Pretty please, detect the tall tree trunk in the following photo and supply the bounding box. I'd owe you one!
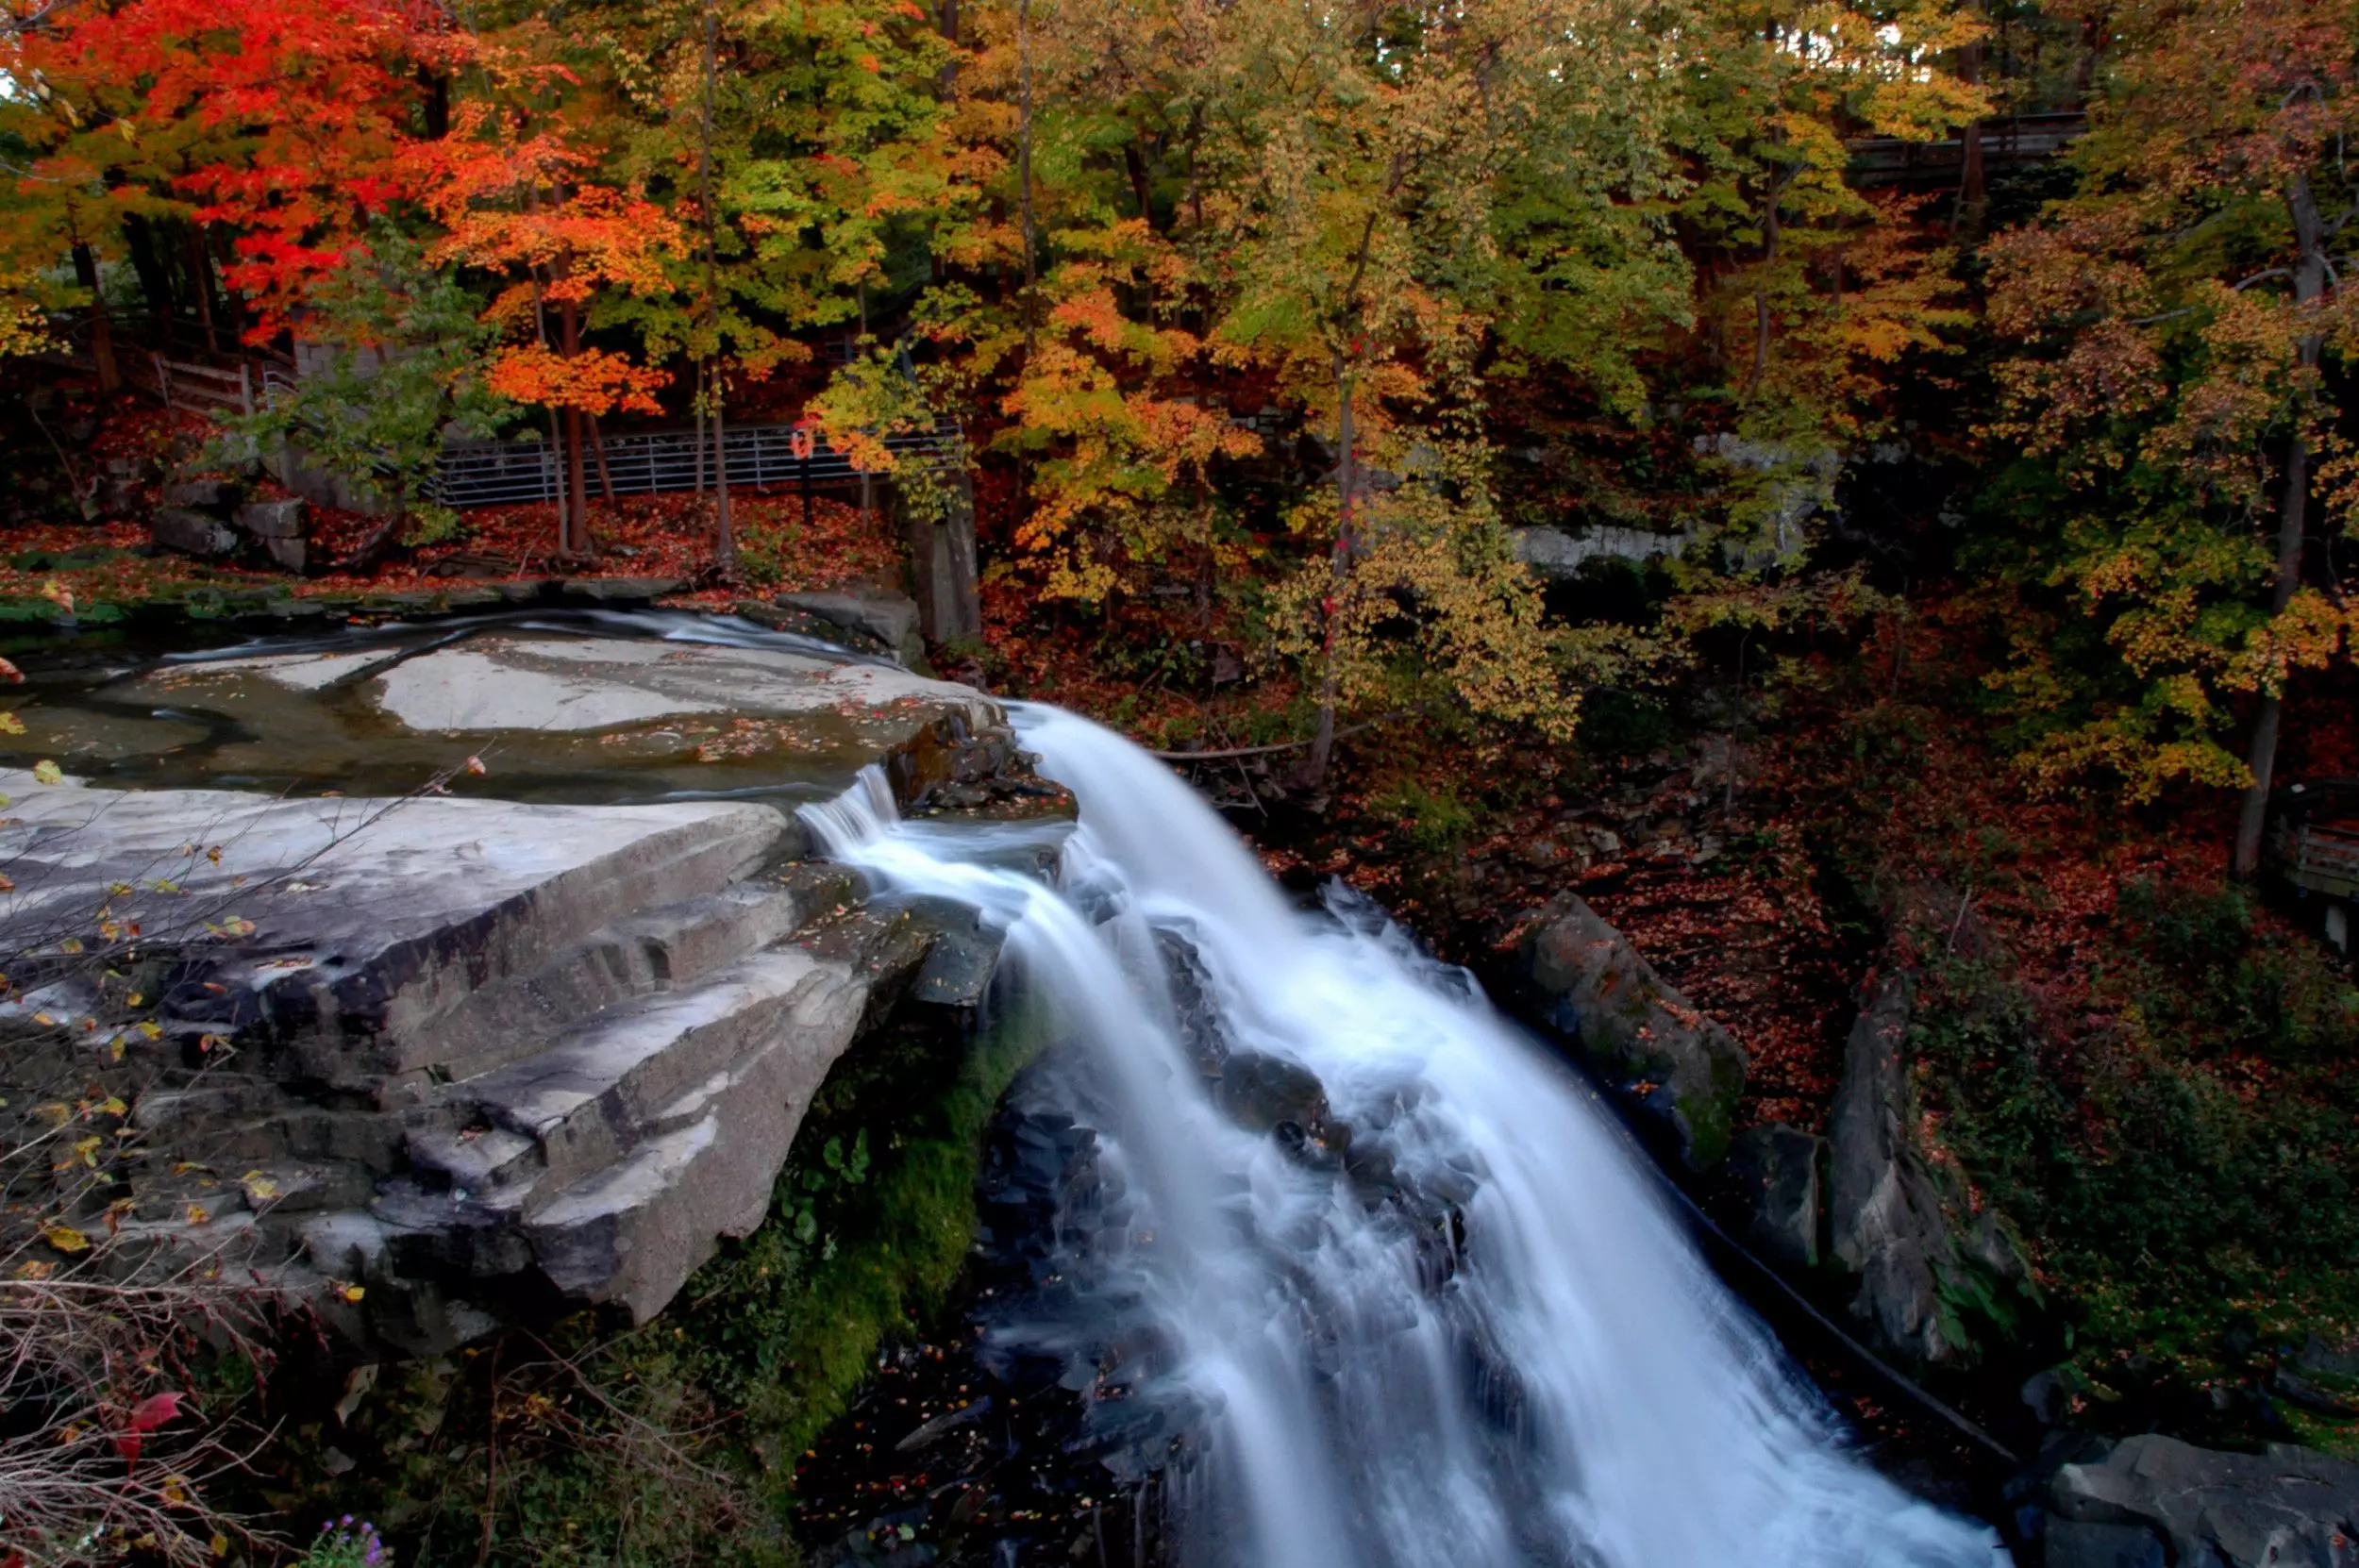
[1955,38,1985,228]
[1125,144,1154,226]
[2232,169,2329,880]
[186,226,220,355]
[1746,163,1786,398]
[711,385,732,566]
[209,227,247,344]
[1017,0,1037,306]
[936,0,960,93]
[1300,351,1356,790]
[70,242,120,393]
[588,414,616,501]
[546,406,570,548]
[418,67,451,139]
[694,359,709,496]
[122,215,176,329]
[702,0,734,572]
[559,296,591,556]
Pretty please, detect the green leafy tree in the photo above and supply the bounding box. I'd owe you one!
[229,230,512,565]
[1191,0,1691,780]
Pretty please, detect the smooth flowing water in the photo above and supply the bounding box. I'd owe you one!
[804,706,2008,1568]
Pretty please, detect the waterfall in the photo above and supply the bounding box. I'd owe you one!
[803,706,2008,1568]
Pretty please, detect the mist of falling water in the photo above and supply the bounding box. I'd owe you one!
[801,706,2008,1568]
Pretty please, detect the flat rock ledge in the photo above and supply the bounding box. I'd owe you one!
[0,681,1060,1356]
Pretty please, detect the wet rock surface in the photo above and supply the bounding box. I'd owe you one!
[1727,1121,1824,1269]
[1829,971,1967,1364]
[795,914,1485,1567]
[776,589,927,666]
[795,1076,1178,1568]
[1829,958,2036,1371]
[2043,1434,2359,1568]
[0,622,1008,809]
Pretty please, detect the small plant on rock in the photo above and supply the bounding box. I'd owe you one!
[295,1516,390,1567]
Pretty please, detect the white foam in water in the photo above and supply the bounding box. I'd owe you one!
[802,705,2010,1568]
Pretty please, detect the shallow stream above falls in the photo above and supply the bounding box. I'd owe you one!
[795,707,2011,1568]
[0,608,979,809]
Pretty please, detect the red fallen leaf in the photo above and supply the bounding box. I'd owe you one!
[114,1390,189,1465]
[131,1392,187,1430]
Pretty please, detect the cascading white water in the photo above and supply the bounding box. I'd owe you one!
[803,706,2009,1568]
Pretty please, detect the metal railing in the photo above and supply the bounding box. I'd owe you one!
[427,419,964,509]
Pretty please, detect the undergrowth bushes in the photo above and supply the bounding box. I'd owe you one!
[1911,879,2359,1379]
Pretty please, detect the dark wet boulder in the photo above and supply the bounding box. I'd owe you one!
[778,590,925,666]
[1156,927,1235,1074]
[151,507,241,559]
[1512,893,1747,1169]
[2049,1434,2359,1568]
[1214,1049,1330,1139]
[2042,1520,2165,1568]
[1727,1123,1823,1269]
[234,497,306,538]
[160,475,235,509]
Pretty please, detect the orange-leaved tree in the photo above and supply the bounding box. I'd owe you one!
[406,98,685,557]
[1983,0,2357,871]
[0,0,442,385]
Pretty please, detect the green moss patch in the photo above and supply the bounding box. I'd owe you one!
[243,991,1048,1566]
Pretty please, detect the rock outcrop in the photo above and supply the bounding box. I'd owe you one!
[149,474,311,571]
[1513,893,1747,1169]
[1829,968,2035,1367]
[776,589,927,667]
[1727,1122,1823,1269]
[0,634,1066,1356]
[2047,1434,2359,1568]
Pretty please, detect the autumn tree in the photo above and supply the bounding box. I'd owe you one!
[1665,0,1984,563]
[406,100,683,557]
[1983,0,2356,871]
[902,0,1247,608]
[228,225,511,566]
[0,0,449,371]
[1187,0,1691,781]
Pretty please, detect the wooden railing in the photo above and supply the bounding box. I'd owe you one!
[148,353,256,416]
[2276,821,2359,902]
